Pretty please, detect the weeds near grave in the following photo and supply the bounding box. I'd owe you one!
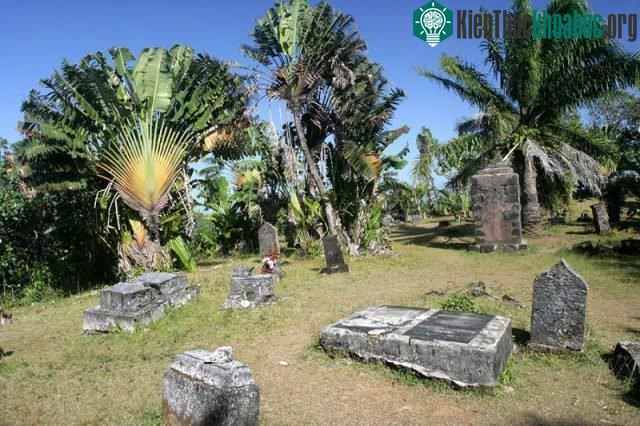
[439,294,480,314]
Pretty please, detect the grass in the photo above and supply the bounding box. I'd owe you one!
[1,216,639,424]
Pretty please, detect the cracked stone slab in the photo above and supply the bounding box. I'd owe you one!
[162,347,259,425]
[320,305,513,387]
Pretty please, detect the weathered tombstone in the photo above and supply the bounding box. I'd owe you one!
[258,222,279,257]
[610,341,640,392]
[220,266,276,309]
[471,164,526,252]
[321,235,349,274]
[590,202,611,234]
[320,305,513,387]
[162,347,260,425]
[530,260,588,351]
[83,272,199,333]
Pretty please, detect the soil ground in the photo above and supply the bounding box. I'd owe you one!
[1,214,639,425]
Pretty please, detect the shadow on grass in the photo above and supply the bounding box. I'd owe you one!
[390,222,474,251]
[0,348,13,359]
[512,328,531,346]
[601,349,640,408]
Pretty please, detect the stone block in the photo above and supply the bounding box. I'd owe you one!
[320,305,513,387]
[221,267,276,310]
[321,235,349,274]
[99,282,154,312]
[610,341,640,393]
[83,272,199,333]
[258,222,280,257]
[530,260,588,352]
[590,202,611,234]
[471,164,526,252]
[162,347,259,425]
[83,303,165,333]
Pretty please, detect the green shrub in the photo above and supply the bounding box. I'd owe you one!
[439,294,479,313]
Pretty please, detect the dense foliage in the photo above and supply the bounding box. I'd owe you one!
[420,0,640,233]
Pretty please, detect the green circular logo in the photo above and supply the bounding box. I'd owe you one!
[413,1,453,46]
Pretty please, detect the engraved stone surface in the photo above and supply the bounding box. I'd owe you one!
[221,266,276,310]
[83,272,199,333]
[162,347,259,426]
[590,202,611,234]
[471,164,526,252]
[320,305,513,387]
[530,260,588,352]
[321,235,349,274]
[258,222,280,257]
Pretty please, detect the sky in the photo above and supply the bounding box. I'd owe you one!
[1,0,638,183]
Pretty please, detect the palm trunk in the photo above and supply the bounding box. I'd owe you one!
[293,111,338,236]
[521,156,543,235]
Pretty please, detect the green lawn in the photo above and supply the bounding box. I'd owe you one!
[1,218,639,424]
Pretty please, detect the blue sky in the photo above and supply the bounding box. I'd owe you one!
[1,0,638,183]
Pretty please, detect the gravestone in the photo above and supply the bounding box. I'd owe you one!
[530,260,588,352]
[590,202,611,234]
[610,341,640,392]
[220,266,276,309]
[162,347,259,425]
[471,164,526,252]
[83,272,199,333]
[320,305,513,387]
[321,235,349,274]
[258,222,279,257]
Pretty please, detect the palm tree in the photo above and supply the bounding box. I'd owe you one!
[244,0,367,235]
[18,45,250,191]
[419,0,640,234]
[411,127,439,201]
[17,45,251,269]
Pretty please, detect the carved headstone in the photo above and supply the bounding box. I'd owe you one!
[221,266,276,309]
[162,347,260,425]
[258,222,279,257]
[83,272,199,333]
[320,305,513,387]
[471,164,526,252]
[590,202,611,234]
[321,235,349,274]
[530,260,588,351]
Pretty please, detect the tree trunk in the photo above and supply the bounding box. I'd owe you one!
[521,156,543,234]
[293,112,338,236]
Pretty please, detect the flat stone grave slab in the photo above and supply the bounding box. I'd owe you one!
[320,305,513,387]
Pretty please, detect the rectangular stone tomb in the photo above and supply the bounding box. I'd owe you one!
[320,305,513,387]
[221,266,276,309]
[83,272,199,333]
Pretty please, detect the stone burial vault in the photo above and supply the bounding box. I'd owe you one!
[320,305,513,387]
[83,272,199,333]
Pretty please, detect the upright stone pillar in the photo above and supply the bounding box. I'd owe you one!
[590,202,611,234]
[258,222,280,256]
[471,164,526,252]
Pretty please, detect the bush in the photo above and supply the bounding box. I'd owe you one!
[0,160,116,304]
[439,294,479,313]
